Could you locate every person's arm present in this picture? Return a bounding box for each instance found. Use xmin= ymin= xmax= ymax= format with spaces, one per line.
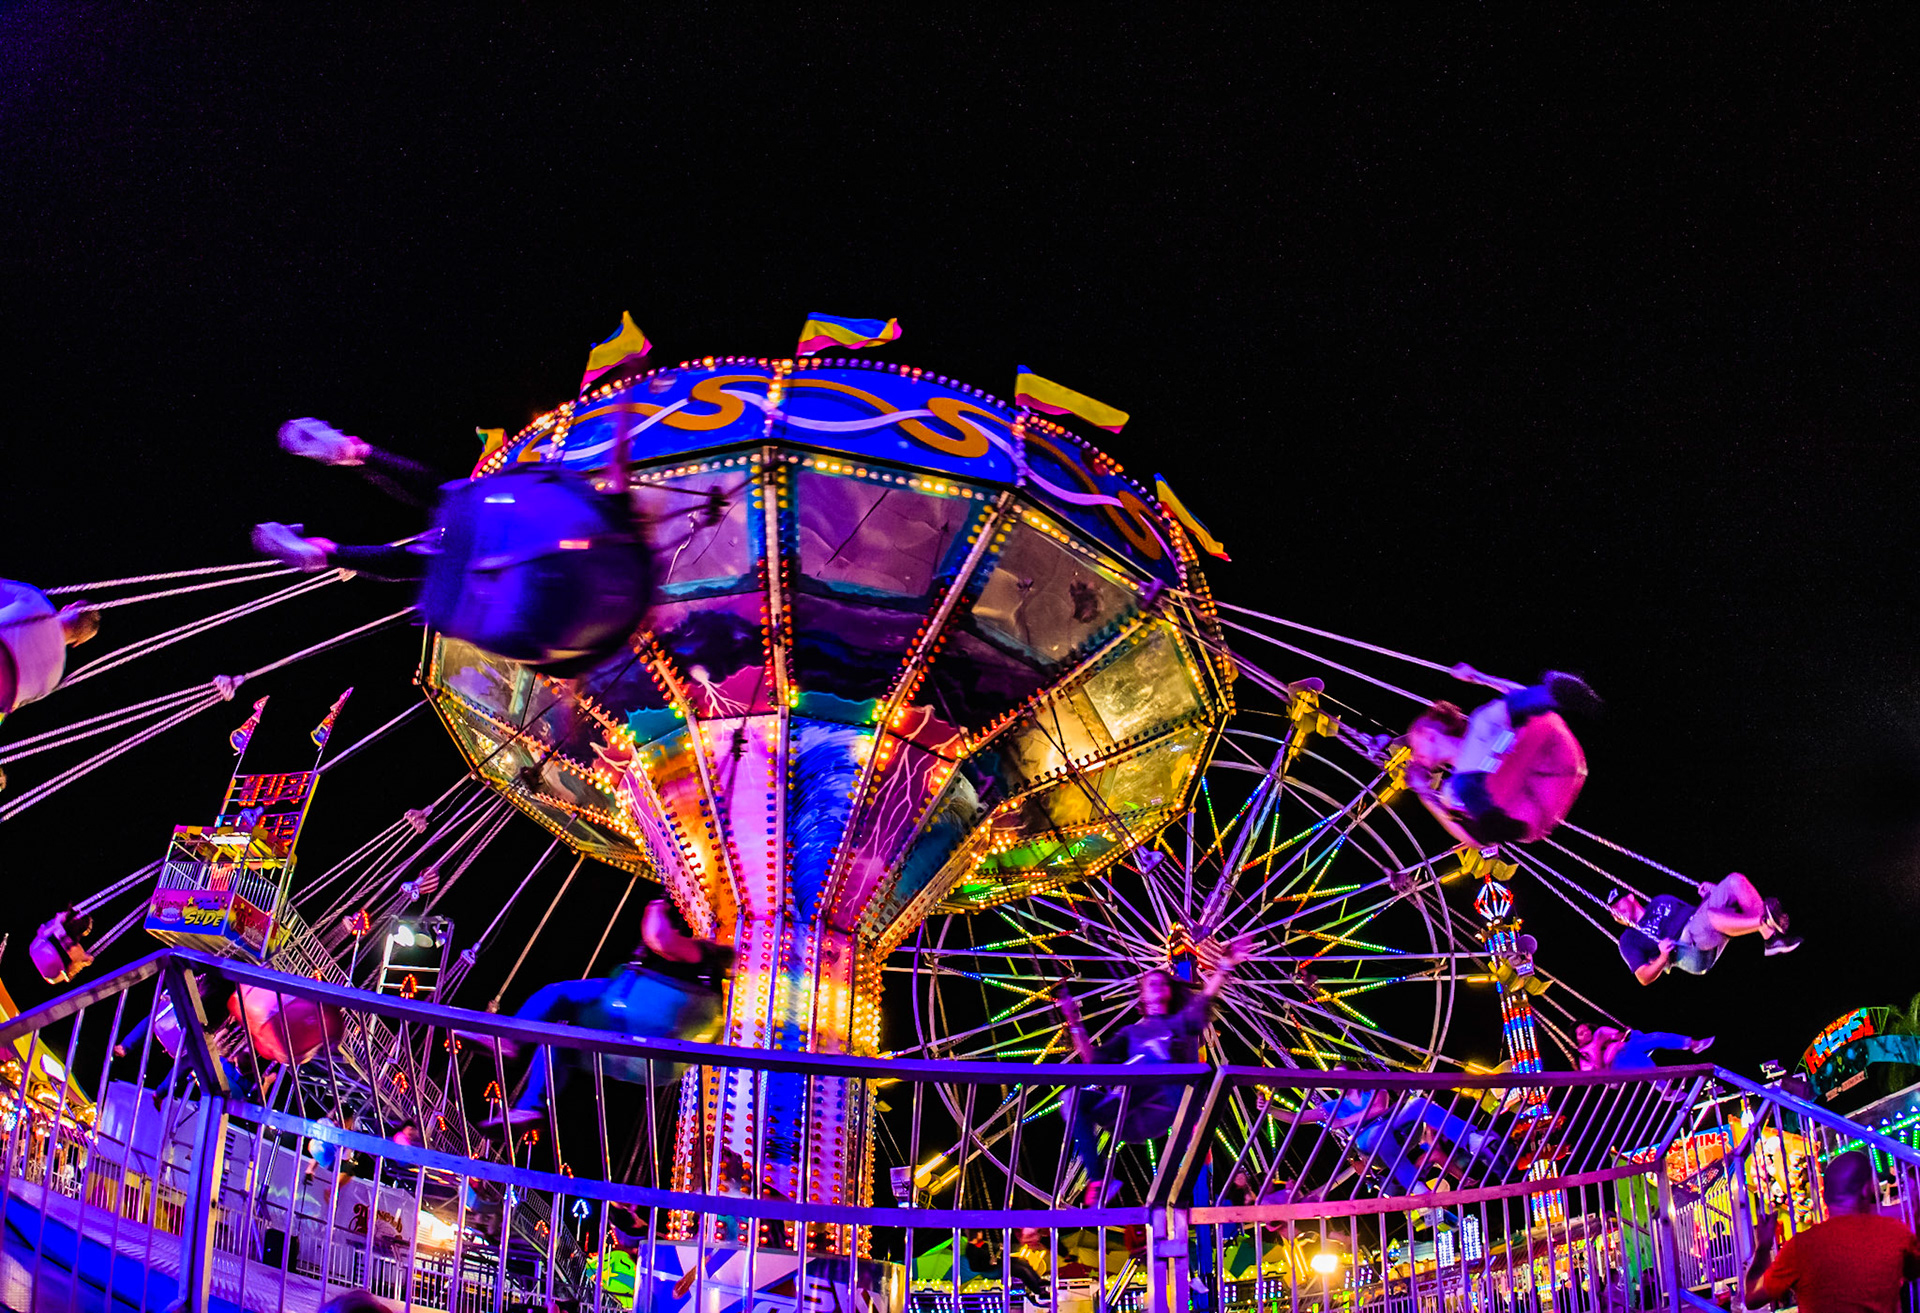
xmin=1633 ymin=941 xmax=1675 ymax=987
xmin=1199 ymin=936 xmax=1254 ymax=999
xmin=114 ymin=1015 xmax=151 ymax=1058
xmin=1449 ymin=663 xmax=1524 ymax=694
xmin=1408 ymin=789 xmax=1483 ymax=850
xmin=641 ymin=899 xmax=704 ymax=963
xmin=1744 ymin=1228 xmax=1790 ymax=1307
xmin=1053 ymin=989 xmax=1097 ymax=1063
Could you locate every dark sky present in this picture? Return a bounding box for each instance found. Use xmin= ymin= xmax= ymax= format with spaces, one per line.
xmin=1 ymin=6 xmax=1916 ymax=1082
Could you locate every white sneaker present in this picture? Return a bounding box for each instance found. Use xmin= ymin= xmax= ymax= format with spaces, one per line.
xmin=278 ymin=417 xmax=367 ymax=466
xmin=251 ymin=522 xmax=329 ymax=571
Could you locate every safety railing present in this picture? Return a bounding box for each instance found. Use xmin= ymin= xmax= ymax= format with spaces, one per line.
xmin=0 ymin=950 xmax=1890 ymax=1313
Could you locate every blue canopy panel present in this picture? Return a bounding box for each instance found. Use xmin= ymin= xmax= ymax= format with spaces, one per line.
xmin=482 ymin=357 xmax=1183 ymax=588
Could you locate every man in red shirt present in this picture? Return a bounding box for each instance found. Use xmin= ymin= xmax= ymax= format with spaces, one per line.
xmin=1746 ymin=1149 xmax=1920 ymax=1313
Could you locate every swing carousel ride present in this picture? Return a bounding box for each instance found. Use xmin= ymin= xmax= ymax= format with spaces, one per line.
xmin=1 ymin=325 xmax=1735 ymax=1234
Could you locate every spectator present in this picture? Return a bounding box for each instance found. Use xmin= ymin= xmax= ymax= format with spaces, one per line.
xmin=1746 ymin=1150 xmax=1920 ymax=1312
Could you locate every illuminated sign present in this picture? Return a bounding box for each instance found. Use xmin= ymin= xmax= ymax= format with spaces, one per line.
xmin=1803 ymin=1008 xmax=1879 ymax=1074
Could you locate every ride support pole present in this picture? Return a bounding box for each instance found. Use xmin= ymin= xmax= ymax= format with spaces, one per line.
xmin=1148 ymin=1205 xmax=1190 ymax=1313
xmin=177 ymin=1093 xmax=230 ymax=1313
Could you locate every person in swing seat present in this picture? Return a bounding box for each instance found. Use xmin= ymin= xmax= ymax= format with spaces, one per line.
xmin=1402 ymin=665 xmax=1601 ymax=849
xmin=1607 ymin=873 xmax=1800 ymax=985
xmin=1052 ymin=936 xmax=1251 ymax=1206
xmin=477 ymin=899 xmax=733 ymax=1130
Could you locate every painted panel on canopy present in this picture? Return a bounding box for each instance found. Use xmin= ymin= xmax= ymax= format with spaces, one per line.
xmin=632 ymin=726 xmax=735 ymax=923
xmin=617 ymin=763 xmax=701 ymax=903
xmin=646 ymin=594 xmax=769 ymax=694
xmin=882 ymin=701 xmax=967 ymax=761
xmin=993 ymin=688 xmax=1121 ymax=795
xmin=786 ymin=717 xmax=870 ymax=921
xmin=969 ymin=518 xmax=1143 ymax=670
xmin=921 ymin=628 xmax=1050 ymax=732
xmin=788 ymin=594 xmax=926 ymax=703
xmin=434 ymin=637 xmax=535 ymax=722
xmin=560 ymin=366 xmax=778 ymax=469
xmin=632 ymin=465 xmax=761 ymax=599
xmin=574 ymin=644 xmax=671 ymax=725
xmin=1079 ymin=623 xmax=1211 ymax=743
xmin=776 ymin=366 xmax=1019 ymax=484
xmin=692 ymin=713 xmax=786 ymax=923
xmin=793 ymin=468 xmax=981 ymax=602
xmin=861 ymin=770 xmax=984 ymax=934
xmin=828 ymin=737 xmax=949 ymax=930
xmin=1017 ymin=427 xmax=1180 ymax=586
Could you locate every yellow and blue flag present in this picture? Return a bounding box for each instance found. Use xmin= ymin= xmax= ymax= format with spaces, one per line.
xmin=1013 ymin=366 xmax=1130 ymax=434
xmin=797 ymin=312 xmax=902 ymax=357
xmin=581 ymin=312 xmax=653 ymax=390
xmin=311 ymin=687 xmax=353 ymax=748
xmin=476 ymin=427 xmax=507 ymax=461
xmin=1155 ymin=475 xmax=1230 ymax=560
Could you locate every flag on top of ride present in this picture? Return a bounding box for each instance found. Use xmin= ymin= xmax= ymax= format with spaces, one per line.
xmin=580 ymin=312 xmax=653 ymax=390
xmin=475 ymin=427 xmax=507 ymax=461
xmin=1155 ymin=475 xmax=1230 ymax=560
xmin=311 ymin=687 xmax=353 ymax=748
xmin=1013 ymin=366 xmax=1130 ymax=434
xmin=796 ymin=312 xmax=902 ymax=356
xmin=229 ymin=696 xmax=269 ymax=754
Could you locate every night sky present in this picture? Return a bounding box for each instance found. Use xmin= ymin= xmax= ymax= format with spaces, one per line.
xmin=1 ymin=7 xmax=1916 ymax=1085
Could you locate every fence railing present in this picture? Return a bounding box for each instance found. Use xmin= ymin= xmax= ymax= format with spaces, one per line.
xmin=0 ymin=950 xmax=1910 ymax=1313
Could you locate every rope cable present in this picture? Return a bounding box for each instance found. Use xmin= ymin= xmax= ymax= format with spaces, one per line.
xmin=46 ymin=559 xmax=299 ymax=594
xmin=489 ymin=854 xmax=586 ymax=1010
xmin=75 ymin=861 xmax=162 ymax=916
xmin=1205 ymin=599 xmax=1466 ymax=678
xmin=1556 ymin=822 xmax=1697 ymax=890
xmin=62 ymin=571 xmax=345 ymax=686
xmin=581 ymin=873 xmax=641 ymax=980
xmin=1215 ymin=616 xmax=1428 ymax=705
xmin=0 ymin=686 xmax=209 ymax=763
xmin=88 ymin=568 xmax=301 ymax=611
xmin=1539 ymin=834 xmax=1652 ymax=904
xmin=318 ymin=788 xmax=500 ymax=935
xmin=0 ymin=606 xmax=415 ymax=824
xmin=418 ymin=801 xmax=516 ymax=915
xmin=0 ymin=695 xmax=225 ymax=822
xmin=318 ymin=700 xmax=427 ymax=773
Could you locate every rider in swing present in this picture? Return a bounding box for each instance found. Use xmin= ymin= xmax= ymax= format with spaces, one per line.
xmin=479 ymin=899 xmax=733 ymax=1130
xmin=1608 ymin=874 xmax=1800 ymax=984
xmin=1402 ymin=665 xmax=1601 ymax=849
xmin=1052 ymin=936 xmax=1252 ymax=1206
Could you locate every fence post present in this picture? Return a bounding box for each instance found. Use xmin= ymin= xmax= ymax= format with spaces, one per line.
xmin=1149 ymin=1206 xmax=1189 ymax=1313
xmin=176 ymin=1093 xmax=230 ymax=1313
xmin=1725 ymin=1112 xmax=1756 ymax=1313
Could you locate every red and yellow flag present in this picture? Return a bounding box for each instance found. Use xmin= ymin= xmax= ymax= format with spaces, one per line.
xmin=1155 ymin=476 xmax=1230 ymax=560
xmin=1013 ymin=366 xmax=1129 ymax=434
xmin=311 ymin=687 xmax=354 ymax=748
xmin=229 ymin=696 xmax=269 ymax=754
xmin=580 ymin=312 xmax=653 ymax=390
xmin=796 ymin=312 xmax=903 ymax=356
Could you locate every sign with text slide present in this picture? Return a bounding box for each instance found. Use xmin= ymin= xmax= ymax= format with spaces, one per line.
xmin=146 ymin=888 xmax=274 ymax=956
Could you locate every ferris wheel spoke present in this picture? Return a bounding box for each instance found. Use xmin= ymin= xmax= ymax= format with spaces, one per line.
xmin=1268 ymin=991 xmax=1459 ymax=1065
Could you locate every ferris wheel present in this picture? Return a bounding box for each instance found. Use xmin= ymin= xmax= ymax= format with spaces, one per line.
xmin=885 ymin=697 xmax=1486 ymax=1207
